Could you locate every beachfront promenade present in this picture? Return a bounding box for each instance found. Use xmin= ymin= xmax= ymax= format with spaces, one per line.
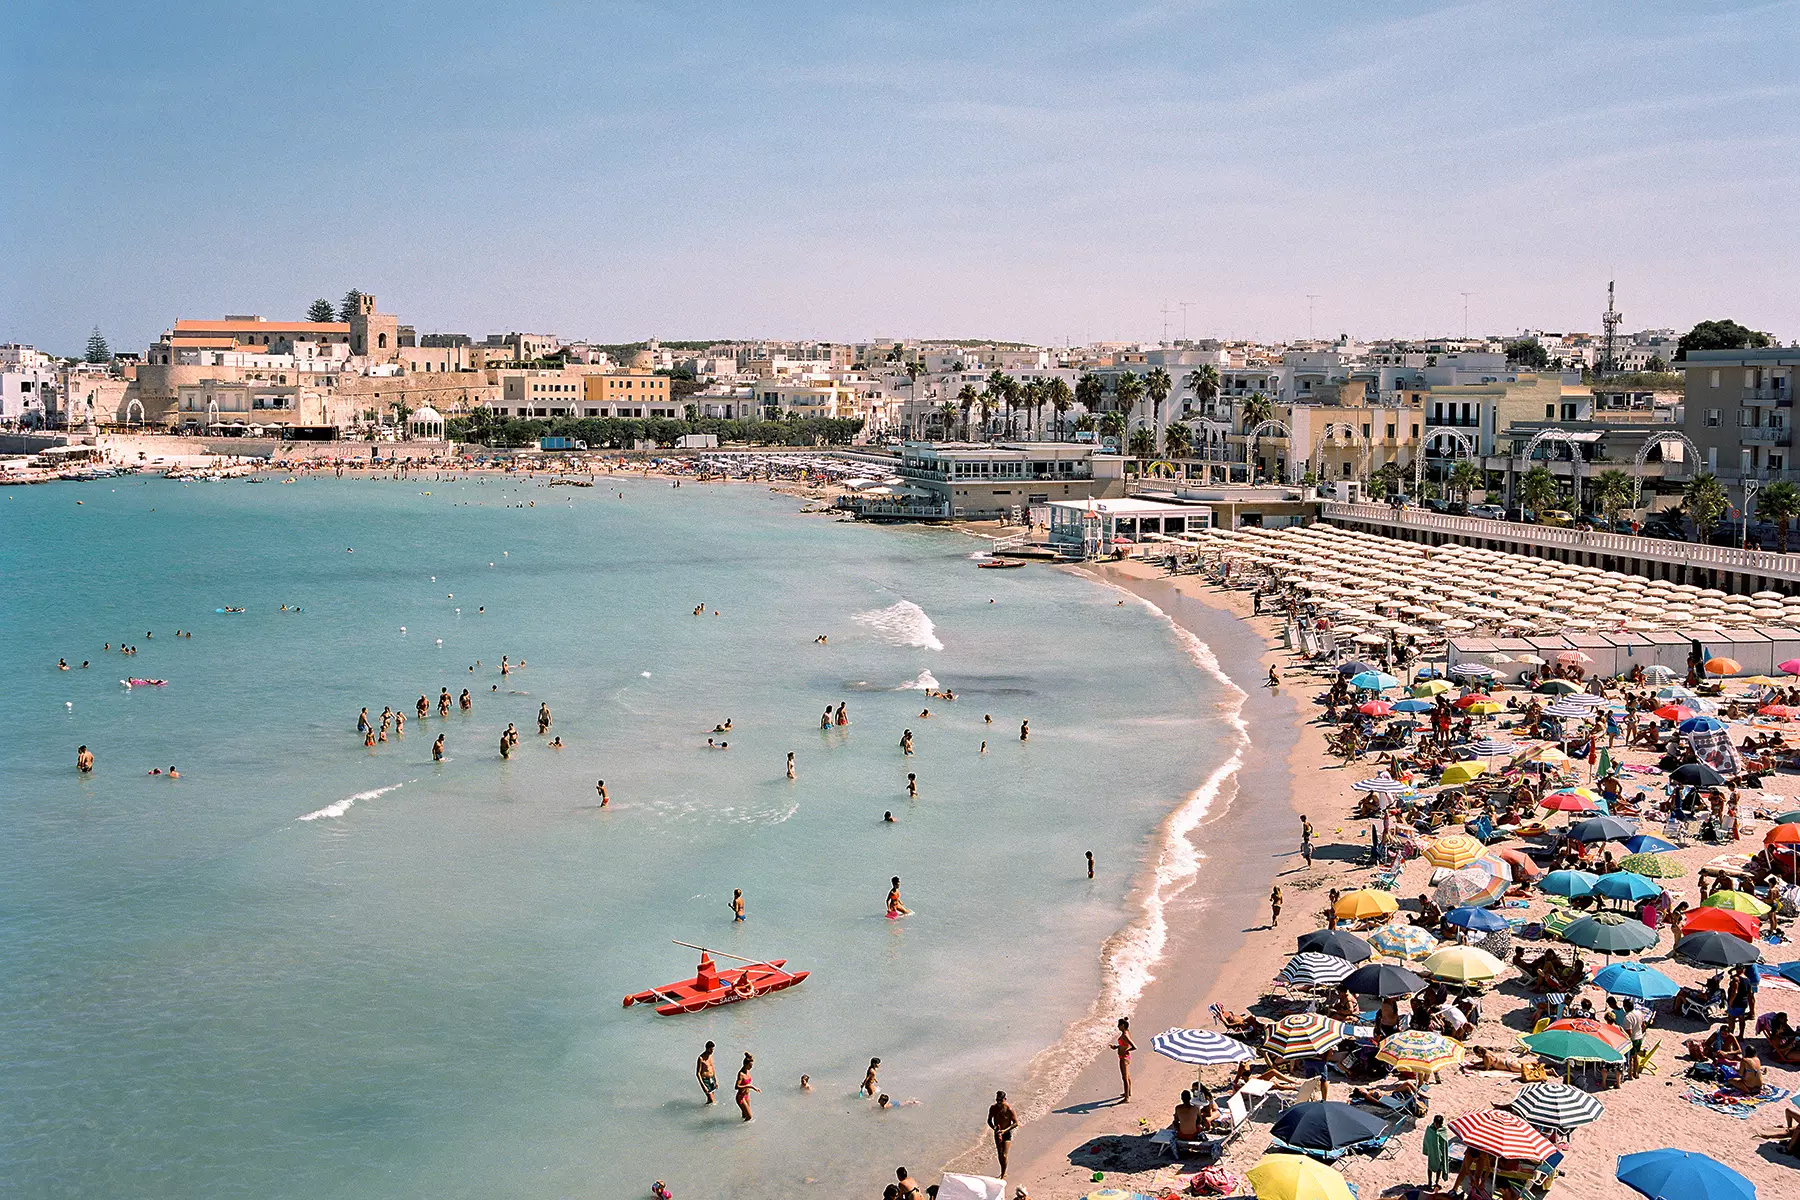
xmin=1323 ymin=500 xmax=1800 ymax=595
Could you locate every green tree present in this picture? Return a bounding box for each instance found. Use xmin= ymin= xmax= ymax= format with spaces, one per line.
xmin=1098 ymin=410 xmax=1126 ymax=446
xmin=1128 ymin=428 xmax=1156 ymax=459
xmin=1241 ymin=391 xmax=1274 ymax=434
xmin=1074 ymin=371 xmax=1104 ymax=417
xmin=1758 ymin=480 xmax=1800 ymax=553
xmin=1113 ymin=371 xmax=1144 ymax=421
xmin=1372 ymin=461 xmax=1403 ymax=497
xmin=1682 ymin=471 xmax=1729 ymax=536
xmin=1047 ymin=377 xmax=1073 ymax=439
xmin=1163 ymin=422 xmax=1192 ymax=459
xmin=1519 ymin=466 xmax=1560 ymax=518
xmin=338 ymin=290 xmax=365 ymax=322
xmin=1185 ymin=365 xmax=1220 ymax=417
xmin=307 ymin=298 xmax=336 ymax=323
xmin=957 ymin=384 xmax=979 ymax=440
xmin=1073 ymin=413 xmax=1096 ymax=434
xmin=1145 ymin=367 xmax=1172 ymax=451
xmin=1676 ymin=319 xmax=1771 ymax=360
xmin=1504 ymin=339 xmax=1550 ymax=370
xmin=1644 ymin=355 xmax=1668 ymax=373
xmin=1590 ymin=467 xmax=1634 ymax=526
xmin=936 ymin=400 xmax=958 ymax=440
xmin=84 ymin=327 xmax=110 ymax=364
xmin=1448 ymin=460 xmax=1481 ymax=502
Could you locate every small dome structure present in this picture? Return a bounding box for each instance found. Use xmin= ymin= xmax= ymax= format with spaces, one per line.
xmin=407 ymin=405 xmax=445 ymax=440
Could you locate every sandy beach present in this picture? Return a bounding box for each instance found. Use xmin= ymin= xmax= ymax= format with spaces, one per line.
xmin=986 ymin=561 xmax=1800 ymax=1199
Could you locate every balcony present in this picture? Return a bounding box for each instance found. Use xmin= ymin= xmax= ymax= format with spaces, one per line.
xmin=1742 ymin=387 xmax=1792 ymax=406
xmin=1740 ymin=426 xmax=1791 ymax=445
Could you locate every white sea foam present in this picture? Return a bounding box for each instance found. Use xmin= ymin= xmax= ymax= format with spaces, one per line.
xmin=1013 ymin=581 xmax=1251 ymax=1122
xmin=298 ymin=781 xmax=405 ymax=822
xmin=854 ymin=600 xmax=943 ymax=651
xmin=900 ymin=669 xmax=941 ymax=692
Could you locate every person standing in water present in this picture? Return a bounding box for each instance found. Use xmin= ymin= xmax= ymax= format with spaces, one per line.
xmin=499 ymin=730 xmax=511 ymax=759
xmin=730 ymin=889 xmax=746 ymax=922
xmin=1112 ymin=1017 xmax=1135 ymax=1101
xmin=537 ymin=703 xmax=552 ymax=735
xmin=1020 ymin=719 xmax=1030 ymax=741
xmin=734 ymin=1054 xmax=758 ymax=1121
xmin=906 ymin=773 xmax=917 ymax=798
xmin=899 ymin=729 xmax=914 ymax=755
xmin=432 ymin=734 xmax=445 ymax=761
xmin=357 ymin=707 xmax=370 ymax=733
xmin=76 ymin=745 xmax=94 ymax=773
xmin=439 ymin=688 xmax=451 ymax=717
xmin=835 ymin=702 xmax=848 ymax=726
xmin=860 ymin=1057 xmax=881 ymax=1097
xmin=1086 ymin=851 xmax=1095 ymax=878
xmin=887 ymin=876 xmax=911 ymax=917
xmin=696 ymin=1041 xmax=718 ymax=1105
xmin=596 ymin=780 xmax=609 ymax=807
xmin=459 ymin=689 xmax=472 ymax=711
xmin=786 ymin=752 xmax=796 ymax=780
xmin=417 ymin=695 xmax=429 ymax=720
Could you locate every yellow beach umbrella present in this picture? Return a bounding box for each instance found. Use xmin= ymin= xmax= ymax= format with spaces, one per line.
xmin=1412 ymin=679 xmax=1452 ymax=697
xmin=1701 ymin=890 xmax=1771 ymax=916
xmin=1465 ymin=702 xmax=1502 ymax=715
xmin=1335 ymin=889 xmax=1400 ymax=921
xmin=1440 ymin=761 xmax=1487 ymax=786
xmin=1516 ymin=745 xmax=1568 ymax=765
xmin=1246 ymin=1154 xmax=1353 ymax=1200
xmin=1422 ymin=945 xmax=1504 ymax=984
xmin=1425 ymin=832 xmax=1487 ymax=869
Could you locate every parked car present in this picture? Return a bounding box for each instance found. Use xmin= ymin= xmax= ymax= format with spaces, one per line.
xmin=1424 ymin=497 xmax=1452 ymax=514
xmin=1641 ymin=517 xmax=1688 ymax=541
xmin=1468 ymin=503 xmax=1506 ymax=520
xmin=1539 ymin=510 xmax=1575 ymax=527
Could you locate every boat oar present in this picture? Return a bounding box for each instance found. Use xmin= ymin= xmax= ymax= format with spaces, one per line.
xmin=671 ymin=939 xmax=782 ymax=974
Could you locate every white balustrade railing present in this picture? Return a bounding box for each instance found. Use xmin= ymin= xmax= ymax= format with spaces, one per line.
xmin=1320 ymin=501 xmax=1800 ymax=579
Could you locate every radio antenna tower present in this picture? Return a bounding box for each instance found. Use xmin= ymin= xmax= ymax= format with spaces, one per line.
xmin=1600 ymin=280 xmax=1622 ymax=377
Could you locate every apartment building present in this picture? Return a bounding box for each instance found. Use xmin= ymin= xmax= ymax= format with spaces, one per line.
xmin=582 ymin=371 xmax=674 ymax=418
xmin=502 ymin=370 xmax=588 ymax=417
xmin=1682 ymin=348 xmax=1800 ymax=482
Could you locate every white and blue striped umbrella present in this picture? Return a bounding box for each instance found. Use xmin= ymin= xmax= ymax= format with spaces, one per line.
xmin=1354 ymin=774 xmax=1410 ymax=794
xmin=1150 ymin=1026 xmax=1257 ymax=1066
xmin=1560 ymin=693 xmax=1610 ymax=708
xmin=1450 ymin=663 xmax=1497 ymax=679
xmin=1545 ymin=700 xmax=1597 ymax=720
xmin=1279 ymin=951 xmax=1357 ymax=988
xmin=1468 ymin=738 xmax=1519 ymax=756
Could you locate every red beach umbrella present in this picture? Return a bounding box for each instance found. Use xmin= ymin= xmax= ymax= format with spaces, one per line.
xmin=1544 ymin=1017 xmax=1629 ymax=1049
xmin=1541 ymin=792 xmax=1598 ymax=813
xmin=1758 ymin=705 xmax=1800 ymax=719
xmin=1654 ymin=704 xmax=1698 ymax=722
xmin=1766 ymin=823 xmax=1800 ymax=847
xmin=1455 ymin=693 xmax=1495 ymax=709
xmin=1448 ymin=1110 xmax=1555 ymax=1162
xmin=1682 ymin=907 xmax=1760 ymax=941
xmin=1357 ymin=700 xmax=1394 ymax=717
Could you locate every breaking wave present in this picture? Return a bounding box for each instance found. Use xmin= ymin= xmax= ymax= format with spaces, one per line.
xmin=854 ymin=600 xmax=943 ymax=651
xmin=298 ymin=781 xmax=406 ymax=822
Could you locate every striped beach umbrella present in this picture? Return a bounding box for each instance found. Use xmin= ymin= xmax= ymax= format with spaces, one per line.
xmin=1544 ymin=1018 xmax=1629 ymax=1050
xmin=1377 ymin=1030 xmax=1464 ymax=1076
xmin=1450 ymin=663 xmax=1496 ymax=679
xmin=1368 ymin=922 xmax=1437 ymax=960
xmin=1150 ymin=1027 xmax=1255 ymax=1066
xmin=1468 ymin=737 xmax=1519 ymax=756
xmin=1263 ymin=1013 xmax=1347 ymax=1060
xmin=1508 ymin=1082 xmax=1605 ymax=1131
xmin=1280 ymin=952 xmax=1356 ymax=988
xmin=1560 ymin=692 xmax=1609 ymax=708
xmin=1448 ymin=1110 xmax=1556 ymax=1162
xmin=1434 ymin=867 xmax=1507 ymax=909
xmin=1353 ymin=773 xmax=1410 ymax=793
xmin=1545 ymin=700 xmax=1597 ymax=720
xmin=1516 ymin=744 xmax=1568 ymax=765
xmin=1424 ymin=833 xmax=1487 ymax=870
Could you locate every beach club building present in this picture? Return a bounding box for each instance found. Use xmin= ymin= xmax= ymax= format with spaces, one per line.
xmin=894 ymin=441 xmax=1125 ymax=518
xmin=1047 ymin=497 xmax=1200 ymax=554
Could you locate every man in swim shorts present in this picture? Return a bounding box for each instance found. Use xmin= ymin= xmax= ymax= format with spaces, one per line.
xmin=988 ymin=1090 xmax=1018 ymax=1175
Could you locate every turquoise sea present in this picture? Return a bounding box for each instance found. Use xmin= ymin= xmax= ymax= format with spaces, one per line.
xmin=1 ymin=473 xmax=1235 ymax=1198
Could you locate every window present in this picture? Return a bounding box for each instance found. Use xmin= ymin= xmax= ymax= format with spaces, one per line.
xmin=1705 ymin=409 xmax=1721 ymax=427
xmin=378 ymin=333 xmax=387 ymax=349
xmin=1710 ymin=370 xmax=1721 ymax=388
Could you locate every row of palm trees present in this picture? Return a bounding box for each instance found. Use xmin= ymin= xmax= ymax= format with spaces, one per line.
xmin=925 ymin=365 xmax=1235 ymax=453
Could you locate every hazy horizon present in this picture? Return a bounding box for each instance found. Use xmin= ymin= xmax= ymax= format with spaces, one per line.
xmin=5 ymin=0 xmax=1796 ymax=357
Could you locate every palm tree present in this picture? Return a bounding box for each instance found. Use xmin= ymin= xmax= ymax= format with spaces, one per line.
xmin=1073 ymin=413 xmax=1096 ymax=434
xmin=1590 ymin=468 xmax=1635 ymax=528
xmin=1145 ymin=367 xmax=1172 ymax=452
xmin=1075 ymin=372 xmax=1104 ymax=421
xmin=1241 ymin=391 xmax=1274 ymax=434
xmin=1373 ymin=461 xmax=1404 ymax=498
xmin=957 ymin=384 xmax=978 ymax=441
xmin=1449 ymin=460 xmax=1482 ymax=503
xmin=1758 ymin=480 xmax=1800 ymax=552
xmin=1098 ymin=410 xmax=1126 ymax=448
xmin=1114 ymin=371 xmax=1144 ymax=424
xmin=978 ymin=390 xmax=995 ymax=440
xmin=1185 ymin=365 xmax=1220 ymax=418
xmin=1683 ymin=472 xmax=1730 ymax=540
xmin=1048 ymin=377 xmax=1073 ymax=440
xmin=1164 ymin=421 xmax=1193 ymax=460
xmin=1128 ymin=428 xmax=1156 ymax=459
xmin=935 ymin=400 xmax=957 ymax=441
xmin=1519 ymin=465 xmax=1560 ymax=519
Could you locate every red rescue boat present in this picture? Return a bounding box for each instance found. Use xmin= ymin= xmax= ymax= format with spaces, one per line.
xmin=623 ymin=942 xmax=809 ymax=1015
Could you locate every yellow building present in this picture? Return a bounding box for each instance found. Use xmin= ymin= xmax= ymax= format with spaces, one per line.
xmin=582 ymin=371 xmax=673 ymax=417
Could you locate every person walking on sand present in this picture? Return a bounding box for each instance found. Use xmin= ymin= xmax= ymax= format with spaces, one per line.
xmin=1112 ymin=1018 xmax=1135 ymax=1101
xmin=734 ymin=1054 xmax=758 ymax=1121
xmin=1270 ymin=885 xmax=1283 ymax=926
xmin=988 ymin=1090 xmax=1018 ymax=1176
xmin=1267 ymin=665 xmax=1280 ymax=688
xmin=1301 ymin=820 xmax=1314 ymax=868
xmin=696 ymin=1041 xmax=718 ymax=1104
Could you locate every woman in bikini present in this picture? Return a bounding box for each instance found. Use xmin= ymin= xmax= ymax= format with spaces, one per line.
xmin=735 ymin=1054 xmax=759 ymax=1121
xmin=1112 ymin=1017 xmax=1136 ymax=1101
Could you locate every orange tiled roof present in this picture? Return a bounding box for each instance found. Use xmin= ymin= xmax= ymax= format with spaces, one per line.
xmin=173 ymin=319 xmax=351 ymax=333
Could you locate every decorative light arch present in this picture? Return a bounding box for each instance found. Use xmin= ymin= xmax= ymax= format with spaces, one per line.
xmin=125 ymin=398 xmax=145 ymax=429
xmin=1245 ymin=418 xmax=1294 ymax=482
xmin=1522 ymin=428 xmax=1587 ymax=511
xmin=1311 ymin=421 xmax=1369 ymax=484
xmin=1632 ymin=430 xmax=1701 ymax=510
xmin=1413 ymin=426 xmax=1478 ymax=492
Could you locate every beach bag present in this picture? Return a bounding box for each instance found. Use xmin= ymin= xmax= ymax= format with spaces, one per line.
xmin=1192 ymin=1166 xmax=1240 ymax=1195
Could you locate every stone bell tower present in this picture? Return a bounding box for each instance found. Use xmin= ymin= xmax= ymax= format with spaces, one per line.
xmin=348 ymin=293 xmax=400 ymax=361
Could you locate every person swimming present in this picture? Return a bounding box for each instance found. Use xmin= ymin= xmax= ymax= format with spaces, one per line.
xmin=549 ymin=736 xmax=563 ymax=749
xmin=907 ymin=773 xmax=917 ymax=797
xmin=883 ymin=811 xmax=896 ymax=823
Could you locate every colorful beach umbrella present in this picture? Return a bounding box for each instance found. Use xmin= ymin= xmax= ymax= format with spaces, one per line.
xmin=1434 ymin=867 xmax=1508 ymax=910
xmin=1594 ymin=872 xmax=1663 ymax=904
xmin=1516 ymin=744 xmax=1568 ymax=765
xmin=1766 ymin=823 xmax=1800 ymax=848
xmin=1541 ymin=869 xmax=1599 ymax=898
xmin=1377 ymin=1029 xmax=1464 ymax=1076
xmin=1295 ymin=930 xmax=1373 ymax=962
xmin=1544 ymin=1017 xmax=1629 ymax=1049
xmin=1618 ymin=852 xmax=1682 ymax=880
xmin=1654 ymin=704 xmax=1699 ymax=722
xmin=1454 ymin=693 xmax=1496 ymax=709
xmin=1562 ymin=912 xmax=1659 ymax=954
xmin=1245 ymin=1154 xmax=1353 ymax=1200
xmin=1270 ymin=1101 xmax=1389 ymax=1153
xmin=1448 ymin=1110 xmax=1555 ymax=1162
xmin=1150 ymin=1027 xmax=1255 ymax=1066
xmin=1468 ymin=737 xmax=1519 ymax=756
xmin=1424 ymin=833 xmax=1487 ymax=869
xmin=1334 ymin=889 xmax=1399 ymax=921
xmin=1758 ymin=704 xmax=1800 ymax=719
xmin=1421 ymin=944 xmax=1504 ymax=984
xmin=1592 ymin=961 xmax=1680 ymax=1000
xmin=1682 ymin=907 xmax=1760 ymax=941
xmin=1450 ymin=663 xmax=1497 ymax=679
xmin=1280 ymin=952 xmax=1357 ymax=988
xmin=1368 ymin=922 xmax=1437 ymax=960
xmin=1439 ymin=761 xmax=1487 ymax=786
xmin=1342 ymin=962 xmax=1426 ymax=997
xmin=1521 ymin=1027 xmax=1626 ymax=1063
xmin=1508 ymin=1081 xmax=1604 ymax=1131
xmin=1495 ymin=848 xmax=1543 ymax=882
xmin=1677 ymin=715 xmax=1727 ymax=734
xmin=1643 ymin=665 xmax=1679 ymax=682
xmin=1703 ymin=657 xmax=1741 ymax=676
xmin=1352 ymin=773 xmax=1409 ymax=794
xmin=1355 ymin=700 xmax=1393 ymax=717
xmin=1541 ymin=791 xmax=1598 ymax=813
xmin=1546 ymin=700 xmax=1598 ymax=720
xmin=1263 ymin=1013 xmax=1347 ymax=1059
xmin=1393 ymin=698 xmax=1436 ymax=714
xmin=1616 ymin=1150 xmax=1754 ymax=1200
xmin=1674 ymin=930 xmax=1762 ymax=966
xmin=1700 ymin=889 xmax=1771 ymax=916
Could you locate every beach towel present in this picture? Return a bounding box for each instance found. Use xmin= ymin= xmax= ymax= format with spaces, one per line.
xmin=1681 ymin=1083 xmax=1790 ymax=1118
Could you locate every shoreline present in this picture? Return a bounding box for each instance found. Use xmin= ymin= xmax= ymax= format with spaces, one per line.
xmin=939 ymin=562 xmax=1317 ymax=1190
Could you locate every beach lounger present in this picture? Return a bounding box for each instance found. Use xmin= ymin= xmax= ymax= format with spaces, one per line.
xmin=1633 ymin=1039 xmax=1661 ymax=1077
xmin=1154 ymin=1092 xmax=1252 ymax=1161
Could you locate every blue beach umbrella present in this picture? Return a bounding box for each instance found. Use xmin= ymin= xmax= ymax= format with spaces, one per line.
xmin=1338 ymin=660 xmax=1377 ymax=677
xmin=1779 ymin=961 xmax=1800 ymax=988
xmin=1150 ymin=1027 xmax=1256 ymax=1066
xmin=1443 ymin=906 xmax=1509 ymax=933
xmin=1593 ymin=961 xmax=1681 ymax=1001
xmin=1622 ymin=834 xmax=1680 ymax=855
xmin=1468 ymin=737 xmax=1519 ymax=756
xmin=1594 ymin=872 xmax=1663 ymax=905
xmin=1394 ymin=698 xmax=1436 ymax=713
xmin=1541 ymin=870 xmax=1599 ymax=898
xmin=1351 ymin=671 xmax=1401 ymax=691
xmin=1616 ymin=1150 xmax=1754 ymax=1200
xmin=1677 ymin=716 xmax=1727 ymax=734
xmin=1415 ymin=665 xmax=1443 ymax=679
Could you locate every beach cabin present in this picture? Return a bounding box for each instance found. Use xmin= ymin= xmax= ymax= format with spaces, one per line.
xmin=1047 ymin=498 xmax=1199 ymax=557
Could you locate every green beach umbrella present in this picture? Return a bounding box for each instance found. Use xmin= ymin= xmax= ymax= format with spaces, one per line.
xmin=1561 ymin=912 xmax=1659 ymax=955
xmin=1701 ymin=890 xmax=1771 ymax=916
xmin=1619 ymin=852 xmax=1684 ymax=879
xmin=1522 ymin=1027 xmax=1627 ymax=1064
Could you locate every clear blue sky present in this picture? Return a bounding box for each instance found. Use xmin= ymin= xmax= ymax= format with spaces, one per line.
xmin=4 ymin=0 xmax=1796 ymax=356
